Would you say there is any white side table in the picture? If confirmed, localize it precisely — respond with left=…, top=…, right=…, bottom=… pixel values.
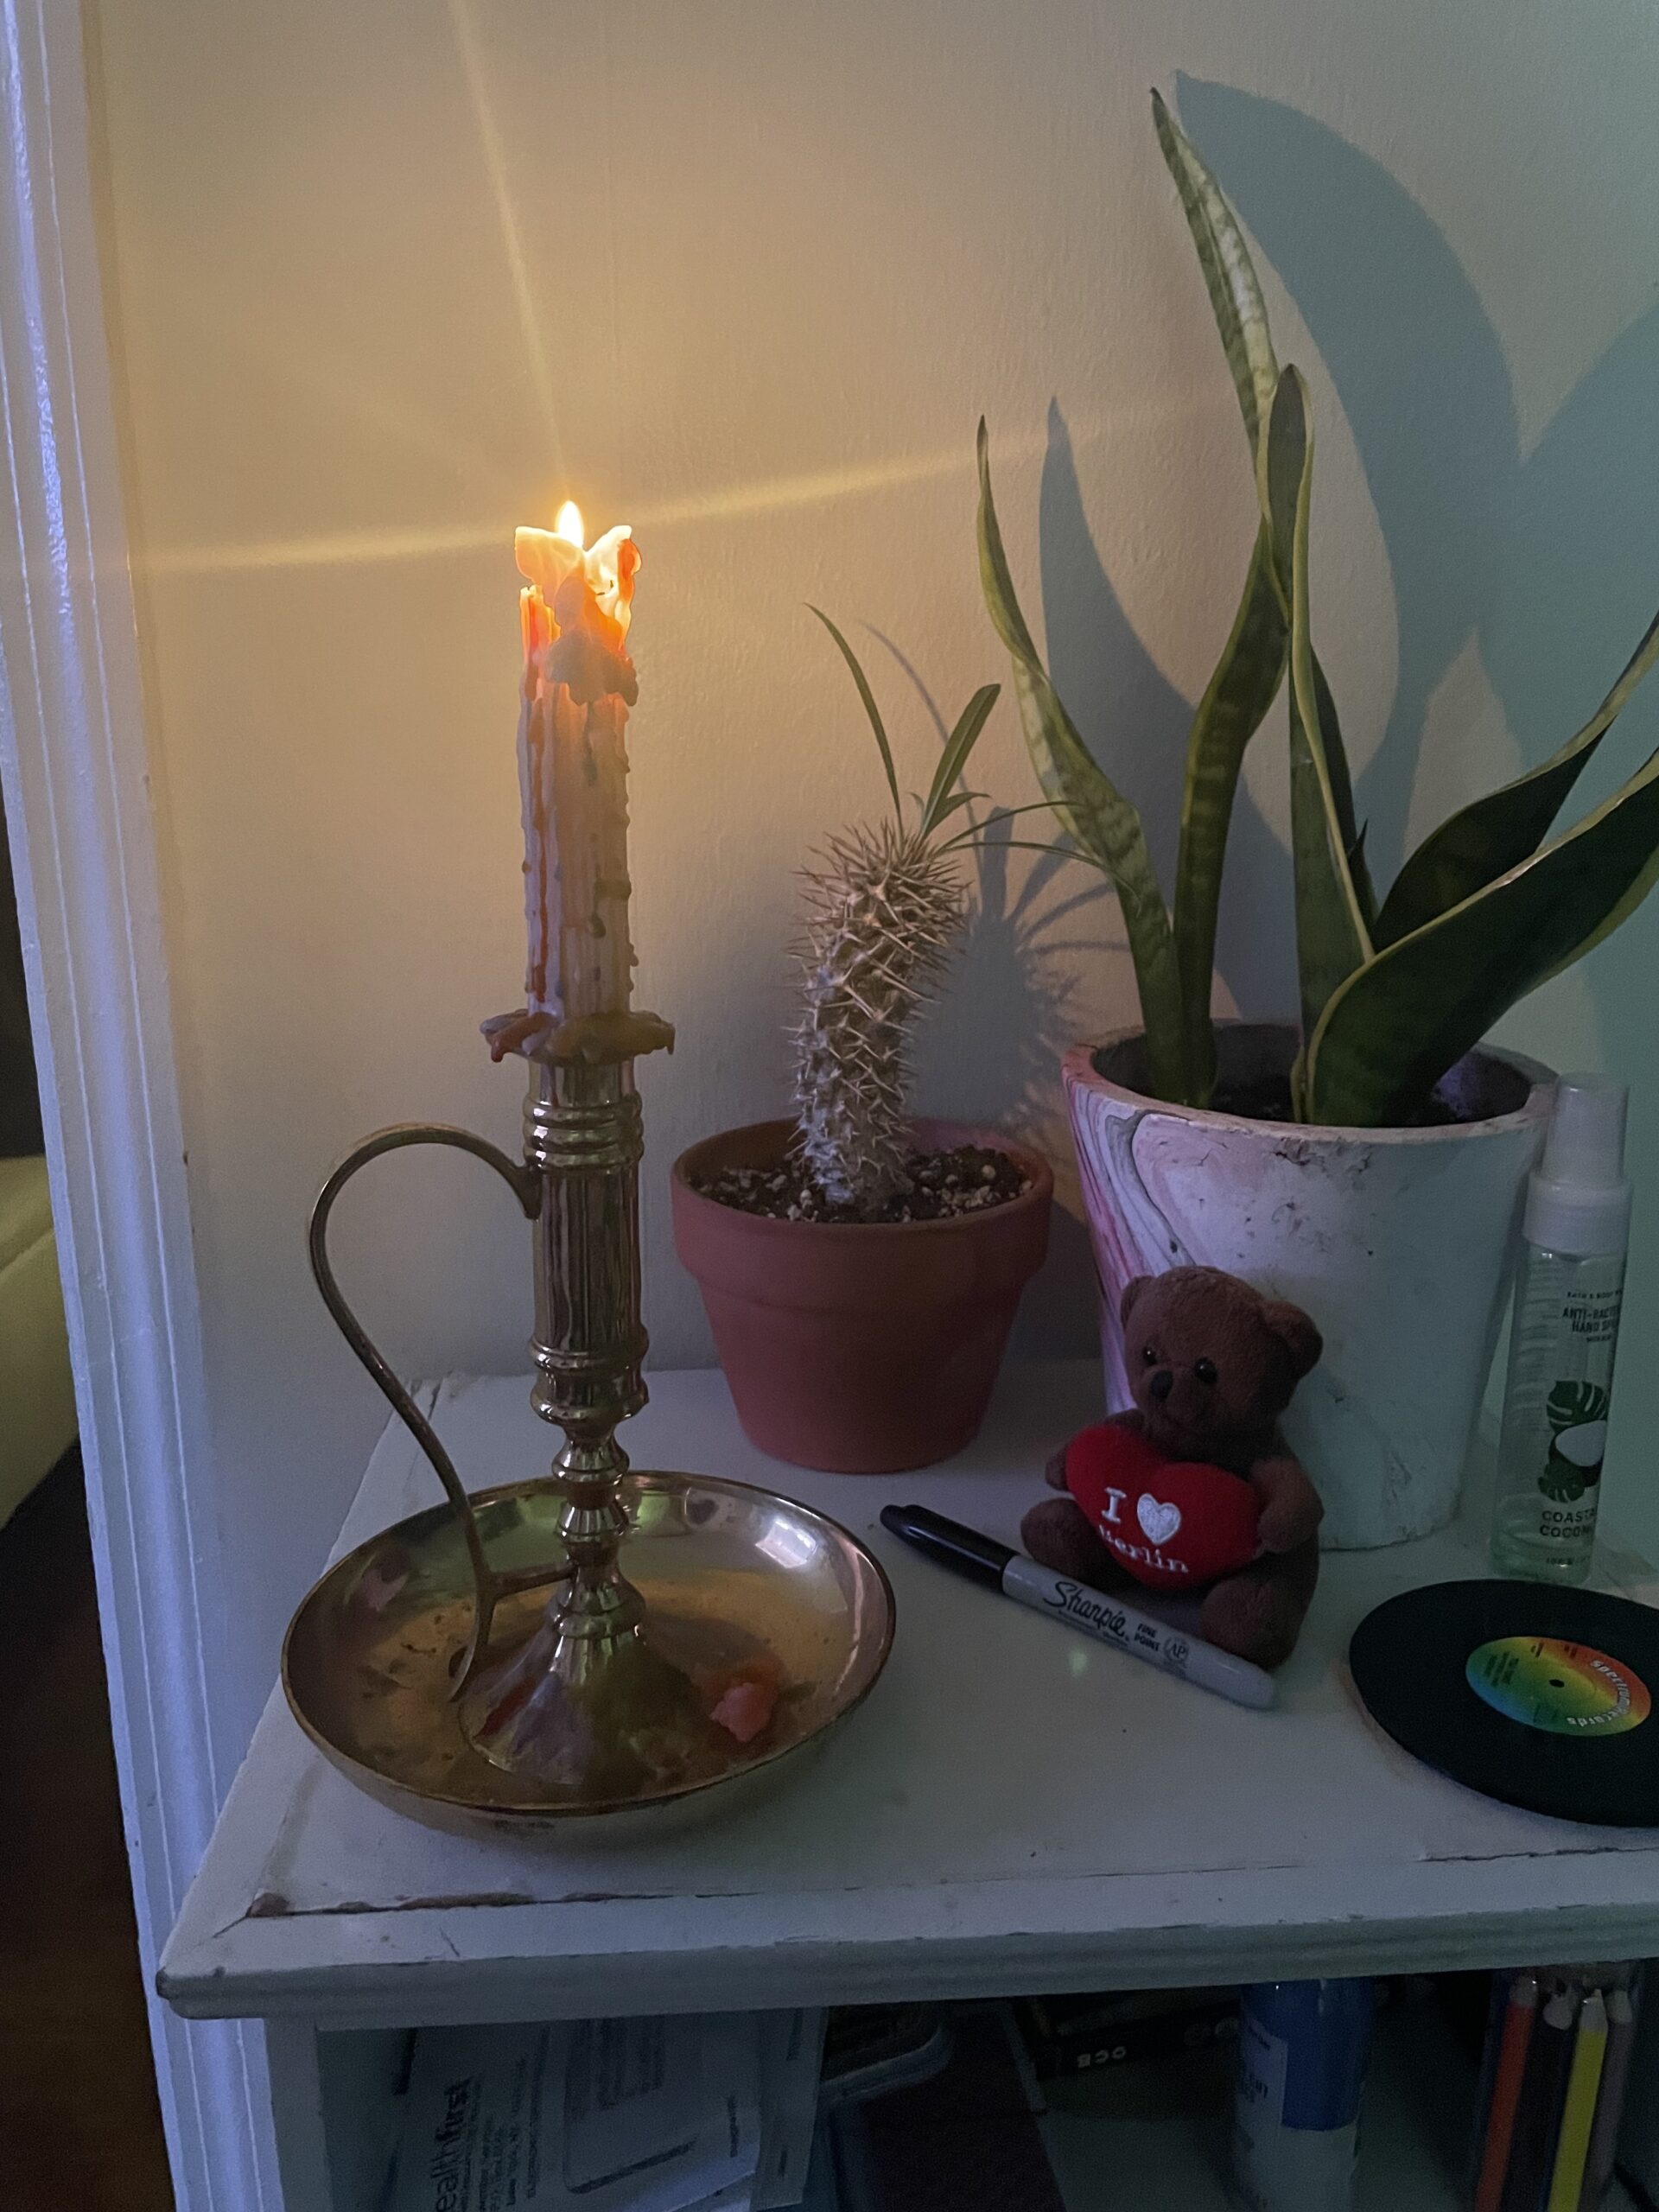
left=161, top=1364, right=1657, bottom=2210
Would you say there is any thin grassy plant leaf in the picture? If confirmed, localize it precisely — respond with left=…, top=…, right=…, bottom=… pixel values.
left=808, top=606, right=902, bottom=825
left=1376, top=604, right=1659, bottom=945
left=924, top=788, right=988, bottom=831
left=956, top=838, right=1103, bottom=865
left=1306, top=735, right=1659, bottom=1124
left=919, top=683, right=1001, bottom=836
left=976, top=419, right=1192, bottom=1100
left=938, top=799, right=1070, bottom=855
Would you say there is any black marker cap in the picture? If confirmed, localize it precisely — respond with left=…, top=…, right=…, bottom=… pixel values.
left=880, top=1503, right=1014, bottom=1591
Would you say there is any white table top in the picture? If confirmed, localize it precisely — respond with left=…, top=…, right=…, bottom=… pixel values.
left=160, top=1363, right=1659, bottom=2029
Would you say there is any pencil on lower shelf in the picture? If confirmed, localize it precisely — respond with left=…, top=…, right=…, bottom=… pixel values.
left=1474, top=1974, right=1539, bottom=2212
left=1546, top=1988, right=1607, bottom=2212
left=1500, top=1986, right=1579, bottom=2212
left=1582, top=1983, right=1638, bottom=2212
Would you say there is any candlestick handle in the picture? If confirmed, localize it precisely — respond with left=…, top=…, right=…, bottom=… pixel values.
left=308, top=1125, right=544, bottom=1694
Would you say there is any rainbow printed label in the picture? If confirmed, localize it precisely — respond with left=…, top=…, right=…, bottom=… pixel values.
left=1465, top=1636, right=1651, bottom=1736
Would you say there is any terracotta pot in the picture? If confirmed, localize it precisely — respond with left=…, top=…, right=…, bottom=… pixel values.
left=671, top=1118, right=1053, bottom=1472
left=1065, top=1021, right=1554, bottom=1548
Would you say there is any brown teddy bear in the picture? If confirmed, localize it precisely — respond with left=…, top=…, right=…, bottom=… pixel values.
left=1023, top=1267, right=1325, bottom=1669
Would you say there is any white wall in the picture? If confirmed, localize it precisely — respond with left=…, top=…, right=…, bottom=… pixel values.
left=85, top=0, right=1659, bottom=1750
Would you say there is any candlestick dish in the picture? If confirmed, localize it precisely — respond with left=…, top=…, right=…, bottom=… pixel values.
left=296, top=1036, right=894, bottom=1828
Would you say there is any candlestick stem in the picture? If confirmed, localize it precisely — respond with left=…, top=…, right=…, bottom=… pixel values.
left=457, top=1054, right=670, bottom=1783
left=525, top=1058, right=646, bottom=1438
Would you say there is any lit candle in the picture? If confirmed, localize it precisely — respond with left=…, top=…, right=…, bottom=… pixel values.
left=487, top=503, right=664, bottom=1063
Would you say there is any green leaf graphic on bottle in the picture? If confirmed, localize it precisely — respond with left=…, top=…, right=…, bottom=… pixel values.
left=1541, top=1380, right=1611, bottom=1500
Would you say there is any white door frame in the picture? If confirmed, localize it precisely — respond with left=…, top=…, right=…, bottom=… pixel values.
left=0, top=3, right=274, bottom=2203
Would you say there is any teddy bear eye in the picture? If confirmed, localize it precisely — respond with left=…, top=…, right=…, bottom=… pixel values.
left=1195, top=1357, right=1217, bottom=1386
left=1141, top=1345, right=1160, bottom=1366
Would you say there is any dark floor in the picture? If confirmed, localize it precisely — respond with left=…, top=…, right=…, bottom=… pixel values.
left=0, top=1450, right=175, bottom=2212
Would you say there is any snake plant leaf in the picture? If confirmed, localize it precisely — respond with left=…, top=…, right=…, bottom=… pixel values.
left=1154, top=121, right=1374, bottom=946
left=1538, top=816, right=1659, bottom=982
left=808, top=606, right=903, bottom=825
left=919, top=683, right=1001, bottom=837
left=1305, top=731, right=1659, bottom=1126
left=1265, top=369, right=1373, bottom=1041
left=976, top=419, right=1193, bottom=1103
left=1172, top=522, right=1288, bottom=1103
left=1345, top=825, right=1378, bottom=938
left=1164, top=416, right=1376, bottom=1105
left=1255, top=478, right=1374, bottom=936
left=1312, top=657, right=1378, bottom=930
left=1154, top=92, right=1280, bottom=460
left=1375, top=603, right=1659, bottom=947
left=1269, top=572, right=1376, bottom=933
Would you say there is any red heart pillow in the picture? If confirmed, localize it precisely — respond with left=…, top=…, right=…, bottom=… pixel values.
left=1064, top=1422, right=1262, bottom=1591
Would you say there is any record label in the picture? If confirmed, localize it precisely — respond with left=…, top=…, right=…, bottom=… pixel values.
left=1349, top=1580, right=1659, bottom=1826
left=1465, top=1637, right=1650, bottom=1737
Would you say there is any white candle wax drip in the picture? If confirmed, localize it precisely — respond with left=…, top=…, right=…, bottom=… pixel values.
left=514, top=508, right=640, bottom=1027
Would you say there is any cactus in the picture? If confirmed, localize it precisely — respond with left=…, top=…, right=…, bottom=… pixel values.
left=791, top=613, right=1000, bottom=1217
left=793, top=820, right=966, bottom=1211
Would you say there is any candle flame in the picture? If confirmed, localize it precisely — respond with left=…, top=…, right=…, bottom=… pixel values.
left=516, top=513, right=638, bottom=644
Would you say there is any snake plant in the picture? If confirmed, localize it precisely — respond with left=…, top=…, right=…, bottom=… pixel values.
left=977, top=92, right=1659, bottom=1128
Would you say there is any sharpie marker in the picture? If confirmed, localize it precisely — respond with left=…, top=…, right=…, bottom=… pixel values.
left=879, top=1503, right=1275, bottom=1710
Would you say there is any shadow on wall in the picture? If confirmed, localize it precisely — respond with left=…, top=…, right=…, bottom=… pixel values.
left=1176, top=73, right=1659, bottom=990
left=868, top=626, right=1107, bottom=1354
left=1174, top=75, right=1659, bottom=1532
left=849, top=85, right=1659, bottom=1357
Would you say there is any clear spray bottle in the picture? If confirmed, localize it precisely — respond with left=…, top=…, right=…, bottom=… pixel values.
left=1490, top=1076, right=1631, bottom=1583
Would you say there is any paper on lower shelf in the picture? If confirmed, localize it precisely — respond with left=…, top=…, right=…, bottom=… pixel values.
left=391, top=2010, right=824, bottom=2212
left=755, top=2012, right=829, bottom=2211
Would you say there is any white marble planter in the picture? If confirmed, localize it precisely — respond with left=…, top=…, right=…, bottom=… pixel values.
left=1065, top=1023, right=1554, bottom=1548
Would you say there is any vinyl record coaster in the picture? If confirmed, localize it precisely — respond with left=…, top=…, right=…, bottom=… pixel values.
left=1350, top=1580, right=1659, bottom=1827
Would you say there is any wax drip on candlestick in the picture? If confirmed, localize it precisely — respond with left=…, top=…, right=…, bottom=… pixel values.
left=485, top=503, right=672, bottom=1066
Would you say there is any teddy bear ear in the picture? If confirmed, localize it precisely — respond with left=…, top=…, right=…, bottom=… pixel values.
left=1261, top=1299, right=1323, bottom=1381
left=1119, top=1274, right=1154, bottom=1328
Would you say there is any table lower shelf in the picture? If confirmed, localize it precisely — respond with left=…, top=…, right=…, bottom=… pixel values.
left=291, top=1995, right=1640, bottom=2212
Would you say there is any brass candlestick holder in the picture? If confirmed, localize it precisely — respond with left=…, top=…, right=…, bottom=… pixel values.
left=288, top=1027, right=893, bottom=1830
